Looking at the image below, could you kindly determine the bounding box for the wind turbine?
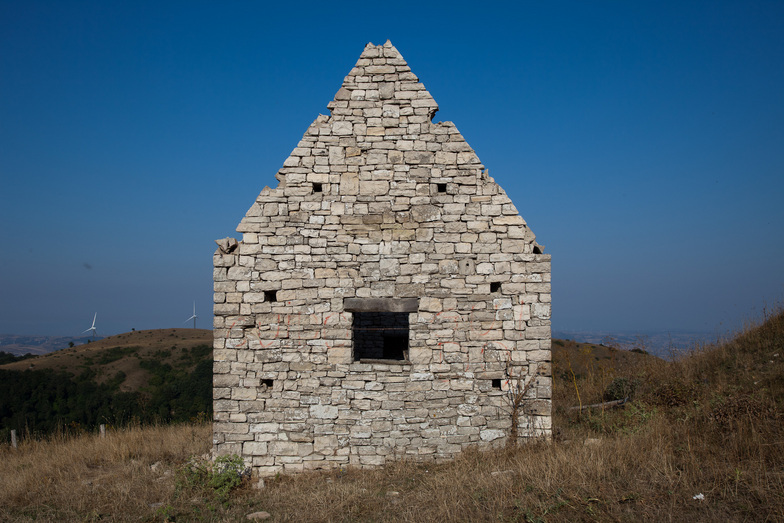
[184,301,198,329]
[83,313,97,339]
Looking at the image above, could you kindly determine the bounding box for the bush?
[177,454,249,505]
[603,377,638,401]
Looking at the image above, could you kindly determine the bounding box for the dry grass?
[2,310,783,521]
[0,423,210,522]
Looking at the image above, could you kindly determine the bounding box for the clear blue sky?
[1,1,782,337]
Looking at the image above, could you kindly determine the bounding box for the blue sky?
[1,1,782,337]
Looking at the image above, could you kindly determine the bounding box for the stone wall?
[213,41,551,476]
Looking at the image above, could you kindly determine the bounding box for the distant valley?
[0,334,99,357]
[553,329,714,359]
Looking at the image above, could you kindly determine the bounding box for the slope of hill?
[0,334,98,357]
[0,329,213,438]
[553,329,711,359]
[1,328,212,391]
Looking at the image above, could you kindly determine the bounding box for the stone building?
[213,41,551,476]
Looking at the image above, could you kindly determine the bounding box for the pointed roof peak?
[328,42,437,119]
[358,40,403,61]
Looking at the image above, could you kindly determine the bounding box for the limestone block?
[525,327,550,340]
[406,381,432,391]
[269,441,300,456]
[418,297,442,313]
[214,374,240,387]
[228,266,252,280]
[244,441,268,455]
[231,388,258,403]
[378,82,394,99]
[359,180,389,196]
[404,151,434,164]
[435,151,457,164]
[379,258,400,276]
[479,429,505,441]
[476,262,494,275]
[408,347,431,365]
[333,121,353,135]
[526,349,550,361]
[531,303,551,319]
[366,65,395,74]
[411,204,440,222]
[310,404,339,419]
[214,422,249,435]
[314,435,339,454]
[214,303,240,315]
[438,259,458,275]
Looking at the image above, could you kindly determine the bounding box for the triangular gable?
[237,40,539,251]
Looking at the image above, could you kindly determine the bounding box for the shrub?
[603,377,637,401]
[177,454,249,505]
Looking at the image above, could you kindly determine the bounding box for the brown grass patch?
[0,423,210,522]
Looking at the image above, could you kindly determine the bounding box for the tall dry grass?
[1,309,782,521]
[0,423,210,522]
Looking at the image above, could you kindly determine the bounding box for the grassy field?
[1,310,782,521]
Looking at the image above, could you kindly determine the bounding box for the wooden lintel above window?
[343,298,419,313]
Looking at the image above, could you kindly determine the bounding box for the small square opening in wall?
[436,183,447,193]
[312,183,323,193]
[353,311,409,361]
[261,379,274,388]
[491,378,502,389]
[490,282,502,293]
[264,290,277,303]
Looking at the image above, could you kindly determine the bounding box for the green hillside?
[0,328,213,439]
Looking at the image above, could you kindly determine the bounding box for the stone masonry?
[213,41,552,476]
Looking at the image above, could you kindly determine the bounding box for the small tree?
[505,364,539,445]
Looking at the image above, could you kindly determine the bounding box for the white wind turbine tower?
[185,301,198,329]
[83,313,98,339]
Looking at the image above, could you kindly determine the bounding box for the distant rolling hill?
[1,328,213,392]
[553,329,712,359]
[0,328,214,435]
[0,334,99,357]
[551,337,658,380]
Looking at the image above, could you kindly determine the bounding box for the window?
[490,282,502,293]
[343,298,419,362]
[353,312,409,360]
[264,290,277,302]
[312,182,323,193]
[436,183,447,193]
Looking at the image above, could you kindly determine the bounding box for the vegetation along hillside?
[0,328,213,440]
[1,310,782,521]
